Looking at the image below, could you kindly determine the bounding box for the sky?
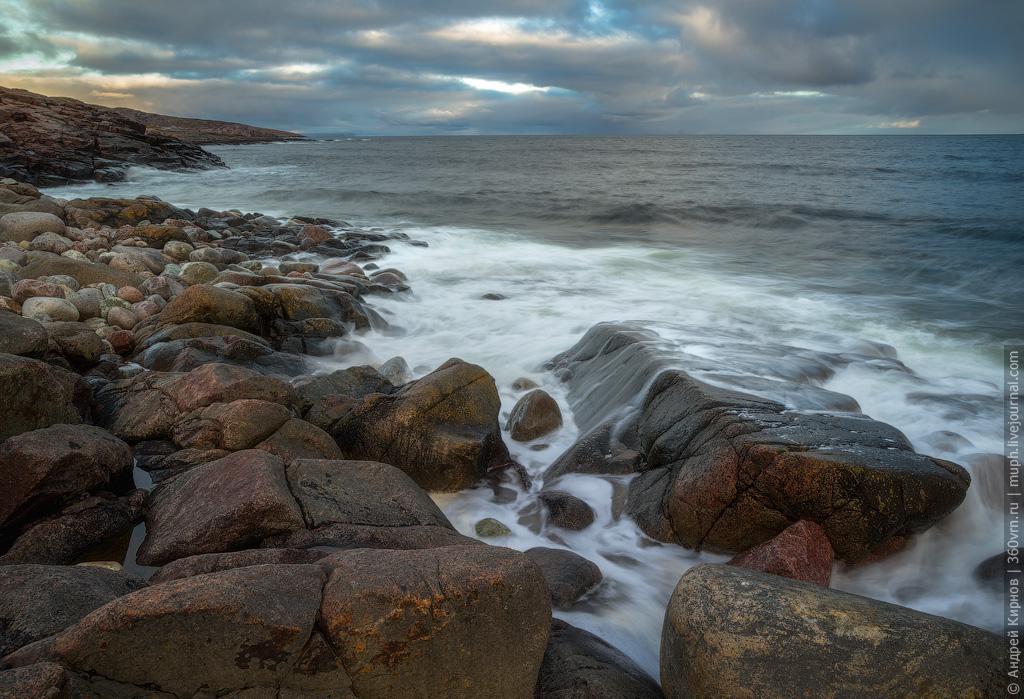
[0,0,1021,135]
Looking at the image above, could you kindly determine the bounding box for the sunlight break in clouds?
[459,77,550,95]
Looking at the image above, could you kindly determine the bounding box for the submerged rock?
[539,490,596,531]
[660,564,1003,698]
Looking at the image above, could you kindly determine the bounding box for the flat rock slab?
[660,564,1003,698]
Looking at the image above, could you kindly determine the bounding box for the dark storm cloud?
[1,0,1020,133]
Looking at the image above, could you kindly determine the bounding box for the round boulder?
[507,389,563,441]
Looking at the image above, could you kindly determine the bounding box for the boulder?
[11,279,64,304]
[0,424,133,530]
[0,212,65,243]
[150,548,329,584]
[0,354,89,441]
[296,365,395,426]
[0,662,80,698]
[126,223,190,248]
[43,321,104,366]
[137,450,305,566]
[330,358,512,491]
[255,417,343,462]
[525,547,603,609]
[63,196,191,229]
[0,564,146,657]
[660,564,1003,698]
[539,490,596,531]
[319,545,551,698]
[158,283,261,333]
[536,619,663,699]
[169,398,292,451]
[506,389,563,441]
[0,312,47,357]
[546,419,641,480]
[20,297,79,322]
[0,491,145,565]
[728,520,833,586]
[20,251,142,288]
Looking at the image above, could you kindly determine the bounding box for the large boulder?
[63,196,191,228]
[137,450,305,566]
[536,619,663,699]
[157,283,261,334]
[525,547,603,609]
[20,251,143,288]
[660,564,1003,698]
[0,212,64,243]
[0,354,89,441]
[0,312,47,357]
[319,545,551,698]
[0,564,146,657]
[330,358,512,491]
[150,547,328,584]
[0,424,133,531]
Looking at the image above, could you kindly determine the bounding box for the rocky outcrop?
[536,620,663,699]
[4,546,551,698]
[112,108,308,145]
[0,86,225,185]
[0,564,145,657]
[551,323,970,562]
[329,358,513,491]
[660,564,1003,698]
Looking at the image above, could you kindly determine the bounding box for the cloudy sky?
[0,0,1021,135]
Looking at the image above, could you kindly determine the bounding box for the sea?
[47,135,1024,677]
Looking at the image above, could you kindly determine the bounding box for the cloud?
[0,0,1020,133]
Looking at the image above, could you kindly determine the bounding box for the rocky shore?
[0,177,1005,697]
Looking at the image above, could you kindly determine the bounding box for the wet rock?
[43,321,104,366]
[481,292,507,300]
[162,240,193,261]
[728,520,834,586]
[177,260,219,284]
[539,490,596,531]
[137,450,305,566]
[255,417,343,462]
[0,491,145,565]
[973,552,1004,591]
[0,564,146,657]
[138,335,309,376]
[170,398,292,451]
[105,305,137,330]
[330,358,512,491]
[506,388,563,441]
[11,279,64,304]
[0,212,65,243]
[319,545,551,698]
[62,196,191,229]
[296,365,395,425]
[28,231,73,254]
[0,424,133,531]
[0,353,89,441]
[127,223,190,248]
[536,619,663,699]
[67,287,101,319]
[378,355,412,385]
[547,419,641,479]
[660,564,1003,698]
[475,517,512,537]
[150,548,329,584]
[525,547,603,609]
[511,376,539,391]
[0,311,47,356]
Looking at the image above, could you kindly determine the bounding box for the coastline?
[0,170,1007,695]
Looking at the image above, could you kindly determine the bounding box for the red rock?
[728,520,833,586]
[300,224,333,244]
[11,279,63,304]
[108,329,135,355]
[116,285,143,303]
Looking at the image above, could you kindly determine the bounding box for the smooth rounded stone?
[2,564,333,697]
[178,260,220,284]
[279,260,319,275]
[525,547,603,609]
[539,490,596,531]
[536,619,663,699]
[105,306,138,330]
[547,419,642,480]
[68,287,102,319]
[661,565,1003,698]
[61,248,89,261]
[107,329,135,355]
[0,311,47,356]
[140,274,182,300]
[318,545,551,698]
[21,251,143,290]
[189,246,248,265]
[11,278,64,304]
[0,564,146,657]
[105,251,158,276]
[158,283,261,332]
[320,258,364,277]
[28,231,73,254]
[116,285,143,303]
[0,212,66,242]
[0,354,89,441]
[0,423,134,530]
[131,297,162,321]
[255,417,343,462]
[170,398,292,451]
[39,274,80,292]
[481,292,507,300]
[0,296,21,314]
[118,223,190,248]
[475,517,513,537]
[43,320,105,366]
[150,547,330,584]
[511,376,539,391]
[161,239,194,261]
[98,295,129,321]
[300,224,333,245]
[0,247,28,265]
[137,450,305,566]
[507,388,563,441]
[728,520,834,586]
[21,296,79,322]
[330,358,512,491]
[378,355,412,385]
